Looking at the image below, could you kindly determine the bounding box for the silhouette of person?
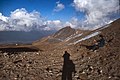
[92,35,105,51]
[62,51,75,80]
[98,35,105,47]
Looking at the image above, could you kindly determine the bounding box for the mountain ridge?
[33,18,120,51]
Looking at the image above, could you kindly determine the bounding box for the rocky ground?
[0,42,120,80]
[0,19,120,80]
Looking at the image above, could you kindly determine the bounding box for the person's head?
[65,51,68,54]
[63,51,70,60]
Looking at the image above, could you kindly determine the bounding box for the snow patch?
[65,33,83,41]
[69,31,101,45]
[99,24,111,30]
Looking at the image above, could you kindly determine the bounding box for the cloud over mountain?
[0,8,64,31]
[73,0,120,30]
[9,8,47,31]
[46,20,63,30]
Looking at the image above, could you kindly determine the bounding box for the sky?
[0,0,119,31]
[0,0,84,21]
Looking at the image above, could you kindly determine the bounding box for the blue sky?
[0,0,119,31]
[0,0,85,21]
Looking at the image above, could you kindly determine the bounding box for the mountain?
[33,18,120,50]
[0,30,56,44]
[32,26,85,50]
[53,26,76,40]
[0,19,120,80]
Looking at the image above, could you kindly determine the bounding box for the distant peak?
[53,26,76,40]
[63,26,72,29]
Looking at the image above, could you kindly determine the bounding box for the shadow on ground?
[0,47,39,53]
[62,51,76,80]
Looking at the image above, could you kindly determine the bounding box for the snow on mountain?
[65,33,83,42]
[72,31,101,45]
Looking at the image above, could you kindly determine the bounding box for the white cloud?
[54,1,65,12]
[9,8,46,31]
[0,13,8,22]
[64,17,79,28]
[0,8,65,31]
[46,20,63,30]
[73,0,120,30]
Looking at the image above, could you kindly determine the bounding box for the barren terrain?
[0,19,120,80]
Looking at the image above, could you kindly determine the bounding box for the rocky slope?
[0,19,120,80]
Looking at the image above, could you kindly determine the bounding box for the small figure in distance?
[97,35,105,47]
